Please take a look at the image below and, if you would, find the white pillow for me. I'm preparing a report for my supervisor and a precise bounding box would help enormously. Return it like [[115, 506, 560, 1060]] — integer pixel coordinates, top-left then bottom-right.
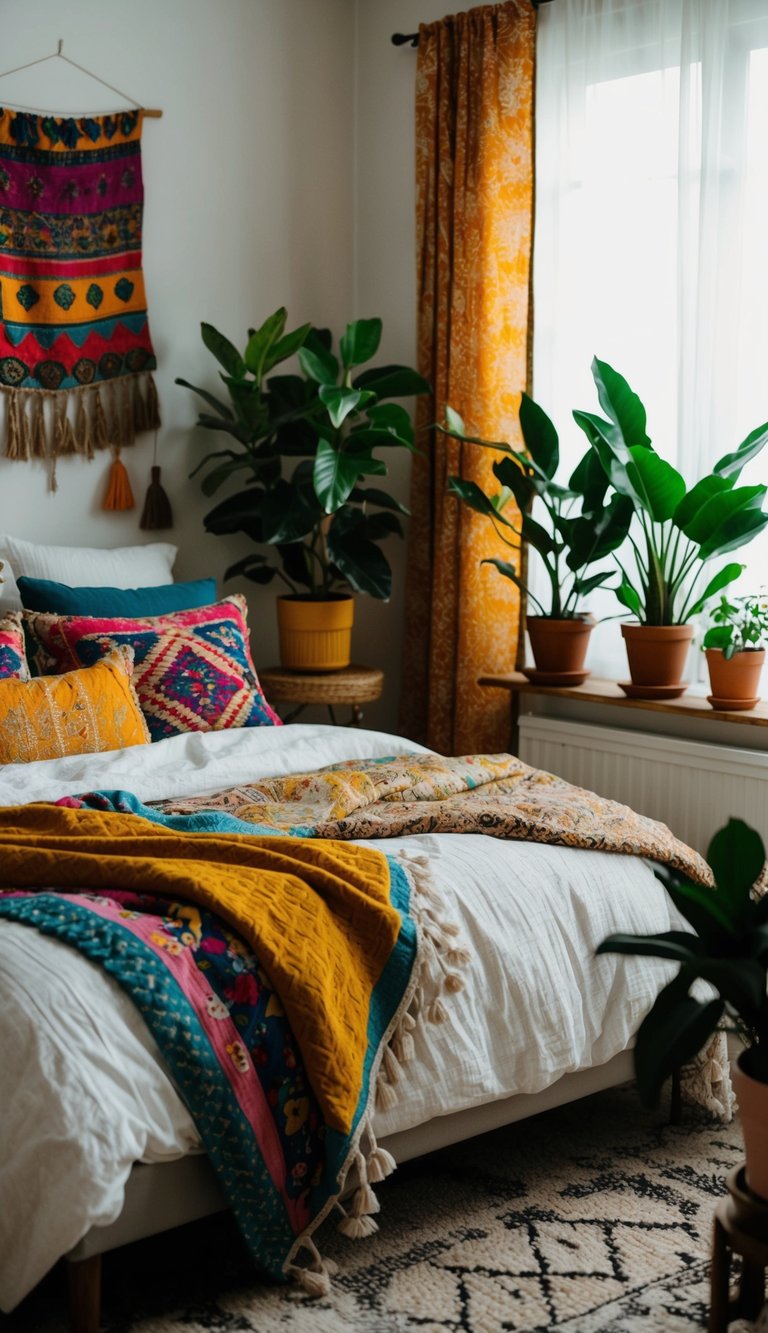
[[0, 536, 177, 612]]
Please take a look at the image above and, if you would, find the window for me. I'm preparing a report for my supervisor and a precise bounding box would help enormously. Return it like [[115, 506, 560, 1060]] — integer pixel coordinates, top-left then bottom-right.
[[533, 0, 768, 677]]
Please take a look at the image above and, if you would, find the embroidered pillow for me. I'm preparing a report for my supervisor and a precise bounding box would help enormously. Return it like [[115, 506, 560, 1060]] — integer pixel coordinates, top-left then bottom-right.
[[24, 595, 282, 742], [0, 647, 150, 765], [17, 576, 217, 618], [0, 611, 29, 681]]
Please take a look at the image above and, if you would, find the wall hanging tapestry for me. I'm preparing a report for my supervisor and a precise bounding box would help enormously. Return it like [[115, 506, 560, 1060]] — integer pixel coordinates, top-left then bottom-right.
[[0, 107, 160, 487]]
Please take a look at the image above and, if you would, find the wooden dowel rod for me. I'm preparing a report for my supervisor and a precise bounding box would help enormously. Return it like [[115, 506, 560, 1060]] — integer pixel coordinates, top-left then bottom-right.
[[143, 109, 162, 118]]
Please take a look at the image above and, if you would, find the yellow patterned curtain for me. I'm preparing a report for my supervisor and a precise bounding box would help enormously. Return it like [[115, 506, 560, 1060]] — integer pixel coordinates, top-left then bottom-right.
[[399, 0, 535, 754]]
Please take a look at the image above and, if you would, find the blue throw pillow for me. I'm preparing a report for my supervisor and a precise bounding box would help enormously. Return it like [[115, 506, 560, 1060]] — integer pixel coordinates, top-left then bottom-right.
[[18, 576, 218, 618]]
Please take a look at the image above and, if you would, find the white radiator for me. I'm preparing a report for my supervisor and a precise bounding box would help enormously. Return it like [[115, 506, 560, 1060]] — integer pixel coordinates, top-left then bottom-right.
[[518, 715, 768, 853]]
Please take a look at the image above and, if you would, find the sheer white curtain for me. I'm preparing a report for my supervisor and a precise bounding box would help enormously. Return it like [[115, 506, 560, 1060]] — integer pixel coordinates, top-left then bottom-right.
[[533, 0, 768, 678]]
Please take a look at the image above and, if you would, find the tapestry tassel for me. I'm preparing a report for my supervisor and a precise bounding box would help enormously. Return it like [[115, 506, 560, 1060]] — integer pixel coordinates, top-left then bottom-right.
[[144, 373, 161, 430], [102, 449, 135, 511], [30, 395, 47, 459], [5, 392, 23, 461], [75, 391, 93, 459], [18, 393, 32, 460], [132, 375, 148, 433], [93, 389, 108, 451], [140, 464, 173, 530], [106, 381, 119, 447]]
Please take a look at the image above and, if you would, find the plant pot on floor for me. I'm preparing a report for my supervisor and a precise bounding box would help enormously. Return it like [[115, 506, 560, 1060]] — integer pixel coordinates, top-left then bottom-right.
[[276, 594, 354, 672], [619, 623, 694, 698], [732, 1053, 768, 1201], [705, 647, 765, 711], [524, 615, 595, 686]]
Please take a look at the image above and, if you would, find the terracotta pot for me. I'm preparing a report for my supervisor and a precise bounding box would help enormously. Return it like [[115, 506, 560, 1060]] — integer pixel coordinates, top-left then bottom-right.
[[705, 647, 765, 709], [276, 594, 354, 672], [620, 623, 694, 689], [527, 615, 595, 675], [732, 1054, 768, 1201]]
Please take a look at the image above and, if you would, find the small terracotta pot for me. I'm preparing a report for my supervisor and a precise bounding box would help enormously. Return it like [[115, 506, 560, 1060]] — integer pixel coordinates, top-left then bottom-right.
[[276, 594, 354, 672], [621, 623, 694, 689], [732, 1054, 768, 1201], [527, 615, 595, 674], [705, 647, 764, 708]]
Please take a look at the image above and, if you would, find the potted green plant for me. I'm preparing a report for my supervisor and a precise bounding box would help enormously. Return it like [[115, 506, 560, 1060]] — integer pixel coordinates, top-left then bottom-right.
[[702, 590, 768, 710], [574, 359, 768, 697], [178, 309, 429, 671], [442, 395, 633, 683], [598, 817, 768, 1199]]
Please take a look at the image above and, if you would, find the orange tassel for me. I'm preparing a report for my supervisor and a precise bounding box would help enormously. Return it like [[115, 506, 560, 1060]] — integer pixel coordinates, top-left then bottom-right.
[[102, 450, 135, 511]]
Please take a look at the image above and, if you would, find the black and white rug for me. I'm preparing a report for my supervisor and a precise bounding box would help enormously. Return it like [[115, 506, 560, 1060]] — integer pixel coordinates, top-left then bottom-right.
[[3, 1084, 753, 1332]]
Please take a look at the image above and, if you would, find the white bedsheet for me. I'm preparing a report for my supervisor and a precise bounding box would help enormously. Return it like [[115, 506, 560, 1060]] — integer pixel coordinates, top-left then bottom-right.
[[0, 725, 675, 1310]]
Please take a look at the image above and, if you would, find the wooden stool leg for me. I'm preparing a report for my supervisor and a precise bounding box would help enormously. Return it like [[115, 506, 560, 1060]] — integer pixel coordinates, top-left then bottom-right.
[[67, 1254, 101, 1333], [709, 1216, 731, 1333], [739, 1258, 766, 1321]]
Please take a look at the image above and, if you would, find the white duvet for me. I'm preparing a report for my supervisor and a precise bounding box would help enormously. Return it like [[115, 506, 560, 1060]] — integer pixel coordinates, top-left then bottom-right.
[[0, 725, 676, 1310]]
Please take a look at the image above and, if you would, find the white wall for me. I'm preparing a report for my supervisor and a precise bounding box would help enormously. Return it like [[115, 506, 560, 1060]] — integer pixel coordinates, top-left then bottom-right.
[[350, 0, 450, 731], [0, 0, 439, 733], [0, 0, 359, 700]]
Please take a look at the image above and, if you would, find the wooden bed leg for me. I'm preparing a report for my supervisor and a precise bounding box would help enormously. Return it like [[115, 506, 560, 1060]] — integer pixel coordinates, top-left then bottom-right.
[[67, 1254, 101, 1333], [670, 1065, 683, 1125]]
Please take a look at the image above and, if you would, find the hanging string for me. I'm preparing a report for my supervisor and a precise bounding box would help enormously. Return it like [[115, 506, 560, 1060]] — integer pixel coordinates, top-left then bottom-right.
[[0, 41, 162, 116]]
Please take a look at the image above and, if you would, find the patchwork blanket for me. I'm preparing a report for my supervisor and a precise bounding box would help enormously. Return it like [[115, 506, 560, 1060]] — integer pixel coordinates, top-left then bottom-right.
[[0, 802, 424, 1289], [146, 751, 711, 883]]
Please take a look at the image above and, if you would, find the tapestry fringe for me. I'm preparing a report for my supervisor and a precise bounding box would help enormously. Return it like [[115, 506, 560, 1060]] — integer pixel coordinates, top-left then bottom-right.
[[284, 849, 470, 1298], [0, 373, 161, 491]]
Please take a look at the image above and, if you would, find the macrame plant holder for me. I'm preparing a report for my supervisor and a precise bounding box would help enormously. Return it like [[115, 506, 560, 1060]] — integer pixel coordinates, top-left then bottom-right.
[[0, 45, 163, 495]]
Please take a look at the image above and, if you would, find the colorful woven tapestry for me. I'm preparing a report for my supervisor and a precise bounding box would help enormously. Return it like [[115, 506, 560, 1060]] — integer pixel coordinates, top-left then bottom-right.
[[0, 108, 159, 476]]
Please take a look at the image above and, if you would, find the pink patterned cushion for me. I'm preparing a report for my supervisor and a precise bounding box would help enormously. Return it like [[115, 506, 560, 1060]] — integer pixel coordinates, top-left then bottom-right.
[[24, 595, 282, 741], [0, 611, 29, 680]]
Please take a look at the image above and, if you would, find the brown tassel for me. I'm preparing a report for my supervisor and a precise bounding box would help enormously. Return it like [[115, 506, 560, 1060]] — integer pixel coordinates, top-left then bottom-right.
[[92, 388, 108, 450], [75, 390, 93, 459], [121, 378, 135, 447], [5, 391, 22, 460], [30, 394, 47, 458], [140, 465, 173, 530], [132, 375, 148, 433], [52, 394, 68, 456], [102, 449, 135, 511], [106, 380, 119, 447], [144, 373, 161, 430], [18, 392, 32, 459]]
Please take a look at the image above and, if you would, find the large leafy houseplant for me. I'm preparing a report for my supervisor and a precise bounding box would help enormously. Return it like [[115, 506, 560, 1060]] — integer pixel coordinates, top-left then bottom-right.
[[573, 359, 768, 628], [177, 309, 429, 601], [598, 818, 768, 1195]]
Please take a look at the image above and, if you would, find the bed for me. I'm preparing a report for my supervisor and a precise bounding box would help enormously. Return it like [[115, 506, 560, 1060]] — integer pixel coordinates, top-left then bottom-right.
[[0, 719, 717, 1333]]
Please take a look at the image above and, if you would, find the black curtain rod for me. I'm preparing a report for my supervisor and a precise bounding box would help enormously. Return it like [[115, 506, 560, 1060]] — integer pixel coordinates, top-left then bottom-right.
[[391, 0, 554, 45]]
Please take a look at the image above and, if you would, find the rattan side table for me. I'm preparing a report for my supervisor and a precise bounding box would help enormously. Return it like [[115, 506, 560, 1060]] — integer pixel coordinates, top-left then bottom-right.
[[259, 664, 384, 726]]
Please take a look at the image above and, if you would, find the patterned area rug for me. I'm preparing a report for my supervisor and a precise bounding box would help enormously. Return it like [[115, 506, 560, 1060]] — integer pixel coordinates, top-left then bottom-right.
[[2, 1084, 751, 1332]]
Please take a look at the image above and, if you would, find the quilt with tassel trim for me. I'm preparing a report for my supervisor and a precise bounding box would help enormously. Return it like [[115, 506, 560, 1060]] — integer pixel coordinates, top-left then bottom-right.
[[0, 108, 159, 482], [0, 801, 455, 1293]]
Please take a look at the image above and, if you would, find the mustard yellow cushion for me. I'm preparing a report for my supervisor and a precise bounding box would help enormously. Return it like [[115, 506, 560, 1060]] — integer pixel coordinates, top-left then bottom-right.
[[0, 646, 150, 764]]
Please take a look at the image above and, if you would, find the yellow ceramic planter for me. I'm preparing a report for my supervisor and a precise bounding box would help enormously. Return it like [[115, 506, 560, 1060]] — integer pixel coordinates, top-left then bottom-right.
[[276, 595, 354, 671]]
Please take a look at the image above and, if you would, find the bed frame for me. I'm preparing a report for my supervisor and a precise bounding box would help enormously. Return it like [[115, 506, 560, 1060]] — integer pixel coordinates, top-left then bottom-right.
[[64, 1048, 645, 1333]]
